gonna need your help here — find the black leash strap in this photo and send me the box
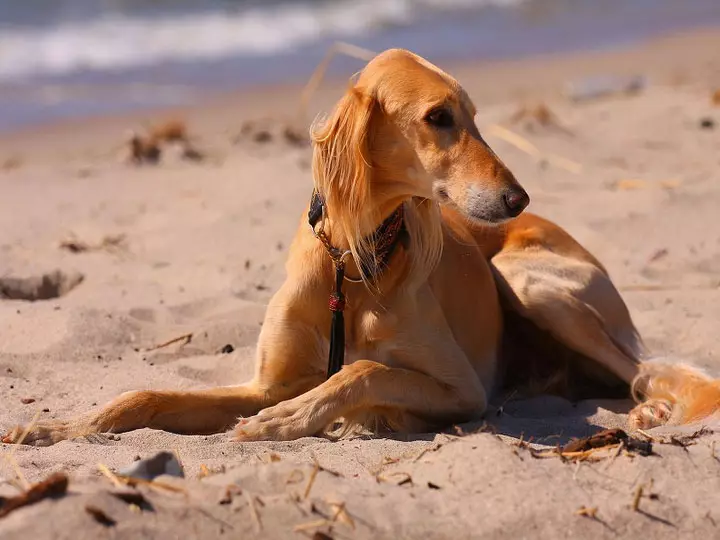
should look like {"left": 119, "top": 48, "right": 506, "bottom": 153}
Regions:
{"left": 308, "top": 191, "right": 405, "bottom": 380}
{"left": 327, "top": 262, "right": 346, "bottom": 378}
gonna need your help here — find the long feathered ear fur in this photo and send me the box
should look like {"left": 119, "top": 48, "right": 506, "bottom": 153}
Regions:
{"left": 311, "top": 86, "right": 379, "bottom": 282}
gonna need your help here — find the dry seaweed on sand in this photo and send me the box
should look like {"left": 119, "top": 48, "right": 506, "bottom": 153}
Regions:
{"left": 85, "top": 504, "right": 117, "bottom": 527}
{"left": 530, "top": 428, "right": 652, "bottom": 461}
{"left": 124, "top": 119, "right": 205, "bottom": 165}
{"left": 0, "top": 472, "right": 69, "bottom": 518}
{"left": 509, "top": 102, "right": 574, "bottom": 135}
{"left": 561, "top": 428, "right": 652, "bottom": 455}
{"left": 59, "top": 233, "right": 127, "bottom": 254}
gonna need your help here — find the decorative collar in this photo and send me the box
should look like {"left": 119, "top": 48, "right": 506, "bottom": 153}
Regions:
{"left": 308, "top": 190, "right": 406, "bottom": 281}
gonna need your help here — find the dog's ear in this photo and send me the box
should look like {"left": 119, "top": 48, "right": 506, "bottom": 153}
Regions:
{"left": 311, "top": 86, "right": 377, "bottom": 241}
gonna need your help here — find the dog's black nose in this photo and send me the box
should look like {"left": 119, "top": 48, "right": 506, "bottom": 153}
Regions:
{"left": 504, "top": 189, "right": 529, "bottom": 217}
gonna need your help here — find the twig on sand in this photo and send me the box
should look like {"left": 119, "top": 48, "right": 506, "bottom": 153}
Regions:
{"left": 603, "top": 441, "right": 626, "bottom": 471}
{"left": 636, "top": 429, "right": 656, "bottom": 441}
{"left": 142, "top": 333, "right": 193, "bottom": 352}
{"left": 0, "top": 472, "right": 69, "bottom": 518}
{"left": 300, "top": 457, "right": 342, "bottom": 500}
{"left": 303, "top": 461, "right": 321, "bottom": 499}
{"left": 245, "top": 491, "right": 262, "bottom": 533}
{"left": 483, "top": 124, "right": 583, "bottom": 174}
{"left": 4, "top": 409, "right": 43, "bottom": 490}
{"left": 413, "top": 441, "right": 445, "bottom": 463}
{"left": 631, "top": 485, "right": 644, "bottom": 512}
{"left": 293, "top": 499, "right": 354, "bottom": 536}
{"left": 620, "top": 284, "right": 679, "bottom": 292}
{"left": 293, "top": 519, "right": 331, "bottom": 532}
{"left": 375, "top": 471, "right": 413, "bottom": 486}
{"left": 287, "top": 469, "right": 305, "bottom": 485}
{"left": 572, "top": 460, "right": 582, "bottom": 480}
{"left": 532, "top": 444, "right": 623, "bottom": 462}
{"left": 97, "top": 463, "right": 187, "bottom": 495}
{"left": 298, "top": 42, "right": 377, "bottom": 123}
{"left": 575, "top": 506, "right": 598, "bottom": 519}
{"left": 328, "top": 501, "right": 355, "bottom": 529}
{"left": 98, "top": 463, "right": 126, "bottom": 489}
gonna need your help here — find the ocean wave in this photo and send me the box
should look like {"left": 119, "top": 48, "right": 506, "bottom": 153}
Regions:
{"left": 0, "top": 0, "right": 525, "bottom": 81}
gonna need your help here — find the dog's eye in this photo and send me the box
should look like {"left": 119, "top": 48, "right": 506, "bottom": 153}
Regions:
{"left": 425, "top": 108, "right": 454, "bottom": 129}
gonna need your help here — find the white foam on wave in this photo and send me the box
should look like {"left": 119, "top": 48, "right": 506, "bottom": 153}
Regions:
{"left": 0, "top": 0, "right": 525, "bottom": 81}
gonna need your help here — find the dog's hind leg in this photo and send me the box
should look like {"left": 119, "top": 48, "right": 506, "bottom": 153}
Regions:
{"left": 490, "top": 215, "right": 720, "bottom": 428}
{"left": 491, "top": 248, "right": 643, "bottom": 387}
{"left": 628, "top": 362, "right": 720, "bottom": 429}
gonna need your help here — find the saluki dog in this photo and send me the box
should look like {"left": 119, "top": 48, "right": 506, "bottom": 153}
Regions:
{"left": 4, "top": 49, "right": 719, "bottom": 446}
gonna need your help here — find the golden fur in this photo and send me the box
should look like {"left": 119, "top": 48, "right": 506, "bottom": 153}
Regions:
{"left": 4, "top": 49, "right": 719, "bottom": 446}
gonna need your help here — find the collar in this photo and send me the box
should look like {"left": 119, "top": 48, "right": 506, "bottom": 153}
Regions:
{"left": 308, "top": 190, "right": 406, "bottom": 281}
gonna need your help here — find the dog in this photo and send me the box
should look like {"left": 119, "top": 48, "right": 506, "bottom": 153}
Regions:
{"left": 4, "top": 49, "right": 719, "bottom": 446}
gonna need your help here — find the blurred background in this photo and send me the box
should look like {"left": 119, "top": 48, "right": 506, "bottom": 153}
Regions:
{"left": 2, "top": 0, "right": 720, "bottom": 132}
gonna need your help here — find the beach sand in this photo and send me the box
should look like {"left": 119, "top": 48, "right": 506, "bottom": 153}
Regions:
{"left": 1, "top": 27, "right": 720, "bottom": 539}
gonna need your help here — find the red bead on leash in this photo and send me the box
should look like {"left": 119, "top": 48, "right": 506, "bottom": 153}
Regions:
{"left": 329, "top": 293, "right": 345, "bottom": 312}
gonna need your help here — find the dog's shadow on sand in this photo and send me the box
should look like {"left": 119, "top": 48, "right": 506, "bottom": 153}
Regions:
{"left": 379, "top": 395, "right": 635, "bottom": 447}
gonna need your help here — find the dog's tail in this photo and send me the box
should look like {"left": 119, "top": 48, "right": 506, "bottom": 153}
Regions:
{"left": 631, "top": 360, "right": 720, "bottom": 427}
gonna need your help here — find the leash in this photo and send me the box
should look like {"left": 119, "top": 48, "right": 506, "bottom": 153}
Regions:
{"left": 308, "top": 191, "right": 405, "bottom": 379}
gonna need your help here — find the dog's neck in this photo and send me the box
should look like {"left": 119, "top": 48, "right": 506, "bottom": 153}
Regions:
{"left": 308, "top": 190, "right": 406, "bottom": 281}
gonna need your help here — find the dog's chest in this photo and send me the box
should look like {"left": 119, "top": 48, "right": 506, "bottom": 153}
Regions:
{"left": 345, "top": 309, "right": 398, "bottom": 366}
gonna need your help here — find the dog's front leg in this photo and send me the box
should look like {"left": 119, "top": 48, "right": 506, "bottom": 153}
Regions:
{"left": 234, "top": 358, "right": 486, "bottom": 441}
{"left": 3, "top": 282, "right": 327, "bottom": 446}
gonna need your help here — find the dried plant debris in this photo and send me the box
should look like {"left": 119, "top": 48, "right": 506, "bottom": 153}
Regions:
{"left": 139, "top": 333, "right": 193, "bottom": 353}
{"left": 233, "top": 119, "right": 309, "bottom": 148}
{"left": 563, "top": 74, "right": 646, "bottom": 102}
{"left": 0, "top": 472, "right": 69, "bottom": 518}
{"left": 575, "top": 506, "right": 599, "bottom": 519}
{"left": 483, "top": 124, "right": 582, "bottom": 174}
{"left": 699, "top": 117, "right": 715, "bottom": 130}
{"left": 109, "top": 489, "right": 150, "bottom": 508}
{"left": 125, "top": 120, "right": 205, "bottom": 165}
{"left": 59, "top": 233, "right": 127, "bottom": 254}
{"left": 610, "top": 178, "right": 681, "bottom": 191}
{"left": 562, "top": 428, "right": 653, "bottom": 456}
{"left": 85, "top": 504, "right": 117, "bottom": 527}
{"left": 1, "top": 156, "right": 23, "bottom": 171}
{"left": 0, "top": 269, "right": 84, "bottom": 301}
{"left": 509, "top": 103, "right": 573, "bottom": 135}
{"left": 529, "top": 428, "right": 652, "bottom": 462}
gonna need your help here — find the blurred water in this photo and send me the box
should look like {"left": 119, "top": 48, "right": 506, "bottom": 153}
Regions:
{"left": 1, "top": 0, "right": 719, "bottom": 131}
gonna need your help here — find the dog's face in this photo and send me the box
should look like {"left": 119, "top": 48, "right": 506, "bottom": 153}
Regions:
{"left": 359, "top": 50, "right": 529, "bottom": 224}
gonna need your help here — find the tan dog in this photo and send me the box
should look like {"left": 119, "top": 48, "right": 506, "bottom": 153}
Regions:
{"left": 4, "top": 49, "right": 719, "bottom": 446}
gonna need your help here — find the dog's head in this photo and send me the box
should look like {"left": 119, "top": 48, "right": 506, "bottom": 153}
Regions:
{"left": 313, "top": 48, "right": 528, "bottom": 229}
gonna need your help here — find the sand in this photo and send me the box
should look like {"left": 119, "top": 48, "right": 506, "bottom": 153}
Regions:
{"left": 1, "top": 27, "right": 720, "bottom": 539}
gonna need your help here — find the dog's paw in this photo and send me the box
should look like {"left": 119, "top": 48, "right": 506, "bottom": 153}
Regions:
{"left": 232, "top": 401, "right": 320, "bottom": 442}
{"left": 628, "top": 399, "right": 674, "bottom": 430}
{"left": 2, "top": 421, "right": 70, "bottom": 447}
